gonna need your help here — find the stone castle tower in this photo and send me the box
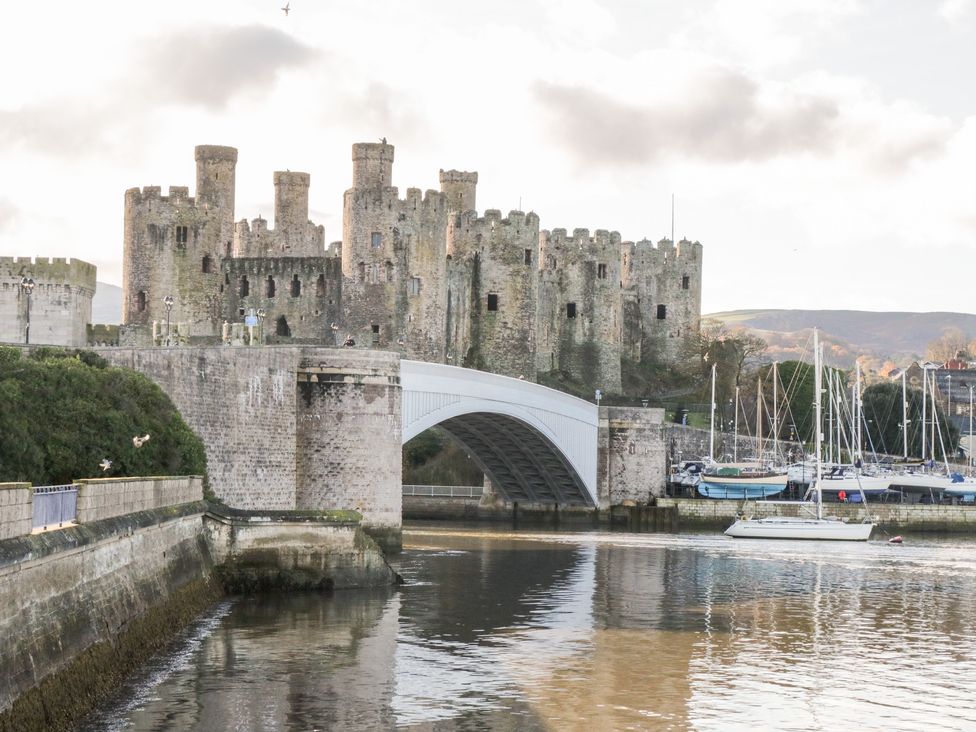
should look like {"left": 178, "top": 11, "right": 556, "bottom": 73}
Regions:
{"left": 120, "top": 141, "right": 704, "bottom": 393}
{"left": 0, "top": 257, "right": 95, "bottom": 346}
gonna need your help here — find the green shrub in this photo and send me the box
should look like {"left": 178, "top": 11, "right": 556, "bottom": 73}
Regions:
{"left": 0, "top": 350, "right": 206, "bottom": 484}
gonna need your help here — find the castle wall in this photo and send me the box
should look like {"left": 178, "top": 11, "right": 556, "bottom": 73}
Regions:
{"left": 538, "top": 228, "right": 622, "bottom": 392}
{"left": 233, "top": 173, "right": 325, "bottom": 258}
{"left": 0, "top": 257, "right": 95, "bottom": 346}
{"left": 101, "top": 347, "right": 300, "bottom": 511}
{"left": 625, "top": 238, "right": 703, "bottom": 365}
{"left": 222, "top": 256, "right": 342, "bottom": 343}
{"left": 122, "top": 145, "right": 237, "bottom": 338}
{"left": 341, "top": 143, "right": 448, "bottom": 362}
{"left": 450, "top": 210, "right": 539, "bottom": 379}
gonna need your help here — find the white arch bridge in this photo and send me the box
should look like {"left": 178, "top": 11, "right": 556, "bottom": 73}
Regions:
{"left": 400, "top": 360, "right": 599, "bottom": 506}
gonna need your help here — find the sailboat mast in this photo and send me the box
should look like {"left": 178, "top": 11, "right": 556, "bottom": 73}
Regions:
{"left": 931, "top": 372, "right": 936, "bottom": 462}
{"left": 709, "top": 363, "right": 716, "bottom": 462}
{"left": 757, "top": 373, "right": 763, "bottom": 463}
{"left": 827, "top": 368, "right": 834, "bottom": 465}
{"left": 855, "top": 361, "right": 863, "bottom": 464}
{"left": 922, "top": 366, "right": 929, "bottom": 463}
{"left": 902, "top": 370, "right": 908, "bottom": 459}
{"left": 734, "top": 385, "right": 740, "bottom": 463}
{"left": 814, "top": 329, "right": 824, "bottom": 521}
{"left": 970, "top": 385, "right": 974, "bottom": 475}
{"left": 773, "top": 362, "right": 779, "bottom": 463}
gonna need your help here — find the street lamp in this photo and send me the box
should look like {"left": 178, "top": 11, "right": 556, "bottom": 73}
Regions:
{"left": 19, "top": 276, "right": 35, "bottom": 344}
{"left": 162, "top": 295, "right": 174, "bottom": 345}
{"left": 330, "top": 322, "right": 340, "bottom": 347}
{"left": 256, "top": 308, "right": 267, "bottom": 346}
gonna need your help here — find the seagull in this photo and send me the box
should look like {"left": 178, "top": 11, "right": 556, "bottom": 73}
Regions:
{"left": 281, "top": 2, "right": 290, "bottom": 16}
{"left": 132, "top": 434, "right": 151, "bottom": 448}
{"left": 99, "top": 459, "right": 112, "bottom": 472}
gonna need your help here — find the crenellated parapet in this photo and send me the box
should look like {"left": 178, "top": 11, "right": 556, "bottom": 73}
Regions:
{"left": 0, "top": 257, "right": 96, "bottom": 346}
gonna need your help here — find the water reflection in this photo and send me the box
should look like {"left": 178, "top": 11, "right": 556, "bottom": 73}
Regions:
{"left": 84, "top": 529, "right": 976, "bottom": 731}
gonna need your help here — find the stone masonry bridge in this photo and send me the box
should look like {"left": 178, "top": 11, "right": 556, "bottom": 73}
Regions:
{"left": 401, "top": 360, "right": 598, "bottom": 506}
{"left": 97, "top": 347, "right": 663, "bottom": 548}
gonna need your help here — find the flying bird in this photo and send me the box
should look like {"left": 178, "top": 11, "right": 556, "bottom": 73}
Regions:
{"left": 132, "top": 434, "right": 151, "bottom": 448}
{"left": 281, "top": 2, "right": 290, "bottom": 15}
{"left": 99, "top": 459, "right": 112, "bottom": 472}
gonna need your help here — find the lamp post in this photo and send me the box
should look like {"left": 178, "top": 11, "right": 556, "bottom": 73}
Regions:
{"left": 162, "top": 295, "right": 174, "bottom": 345}
{"left": 256, "top": 308, "right": 266, "bottom": 346}
{"left": 19, "top": 276, "right": 35, "bottom": 344}
{"left": 330, "top": 322, "right": 340, "bottom": 347}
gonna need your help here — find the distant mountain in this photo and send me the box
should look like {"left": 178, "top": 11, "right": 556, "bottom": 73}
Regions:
{"left": 705, "top": 309, "right": 976, "bottom": 369}
{"left": 92, "top": 282, "right": 122, "bottom": 324}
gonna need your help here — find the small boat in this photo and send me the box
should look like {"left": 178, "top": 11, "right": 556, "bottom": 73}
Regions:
{"left": 726, "top": 328, "right": 876, "bottom": 542}
{"left": 698, "top": 465, "right": 787, "bottom": 499}
{"left": 817, "top": 467, "right": 892, "bottom": 497}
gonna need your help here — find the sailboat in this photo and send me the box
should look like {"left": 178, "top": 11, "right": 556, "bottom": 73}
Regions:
{"left": 698, "top": 364, "right": 789, "bottom": 499}
{"left": 725, "top": 328, "right": 876, "bottom": 540}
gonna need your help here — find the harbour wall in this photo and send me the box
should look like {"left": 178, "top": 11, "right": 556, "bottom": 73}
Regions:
{"left": 657, "top": 497, "right": 976, "bottom": 533}
{"left": 0, "top": 476, "right": 397, "bottom": 731}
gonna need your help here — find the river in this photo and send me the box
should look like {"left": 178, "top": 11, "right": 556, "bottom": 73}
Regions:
{"left": 82, "top": 525, "right": 976, "bottom": 731}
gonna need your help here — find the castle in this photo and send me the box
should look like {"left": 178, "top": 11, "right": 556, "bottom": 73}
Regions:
{"left": 0, "top": 257, "right": 95, "bottom": 347}
{"left": 124, "top": 142, "right": 702, "bottom": 390}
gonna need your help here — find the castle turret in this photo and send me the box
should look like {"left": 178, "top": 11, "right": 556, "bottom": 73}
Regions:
{"left": 194, "top": 145, "right": 238, "bottom": 263}
{"left": 439, "top": 170, "right": 478, "bottom": 214}
{"left": 351, "top": 142, "right": 394, "bottom": 189}
{"left": 273, "top": 171, "right": 311, "bottom": 254}
{"left": 341, "top": 141, "right": 448, "bottom": 361}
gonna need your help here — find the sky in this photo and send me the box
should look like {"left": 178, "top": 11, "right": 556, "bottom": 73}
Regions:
{"left": 0, "top": 0, "right": 974, "bottom": 314}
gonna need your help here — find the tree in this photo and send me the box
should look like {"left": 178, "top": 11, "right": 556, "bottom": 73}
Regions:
{"left": 927, "top": 327, "right": 969, "bottom": 364}
{"left": 694, "top": 323, "right": 768, "bottom": 430}
{"left": 862, "top": 381, "right": 958, "bottom": 460}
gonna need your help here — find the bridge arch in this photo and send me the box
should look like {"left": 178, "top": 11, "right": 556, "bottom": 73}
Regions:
{"left": 401, "top": 361, "right": 599, "bottom": 506}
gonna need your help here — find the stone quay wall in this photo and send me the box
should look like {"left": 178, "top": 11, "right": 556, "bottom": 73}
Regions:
{"left": 76, "top": 476, "right": 203, "bottom": 523}
{"left": 0, "top": 484, "right": 32, "bottom": 541}
{"left": 599, "top": 406, "right": 667, "bottom": 504}
{"left": 657, "top": 497, "right": 976, "bottom": 533}
{"left": 0, "top": 504, "right": 219, "bottom": 728}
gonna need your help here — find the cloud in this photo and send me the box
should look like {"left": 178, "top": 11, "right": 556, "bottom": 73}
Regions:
{"left": 531, "top": 68, "right": 840, "bottom": 166}
{"left": 0, "top": 199, "right": 17, "bottom": 232}
{"left": 939, "top": 0, "right": 974, "bottom": 23}
{"left": 332, "top": 83, "right": 425, "bottom": 143}
{"left": 138, "top": 25, "right": 317, "bottom": 109}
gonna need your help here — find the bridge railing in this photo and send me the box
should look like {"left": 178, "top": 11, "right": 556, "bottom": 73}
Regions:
{"left": 402, "top": 484, "right": 483, "bottom": 498}
{"left": 32, "top": 484, "right": 78, "bottom": 531}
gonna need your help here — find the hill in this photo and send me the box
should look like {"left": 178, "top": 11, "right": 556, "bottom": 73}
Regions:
{"left": 92, "top": 281, "right": 122, "bottom": 324}
{"left": 705, "top": 309, "right": 976, "bottom": 369}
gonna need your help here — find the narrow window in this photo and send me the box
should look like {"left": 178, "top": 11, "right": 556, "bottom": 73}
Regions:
{"left": 224, "top": 273, "right": 230, "bottom": 285}
{"left": 316, "top": 273, "right": 326, "bottom": 296}
{"left": 597, "top": 263, "right": 607, "bottom": 279}
{"left": 657, "top": 304, "right": 667, "bottom": 320}
{"left": 291, "top": 274, "right": 301, "bottom": 297}
{"left": 358, "top": 262, "right": 366, "bottom": 282}
{"left": 371, "top": 232, "right": 382, "bottom": 249}
{"left": 524, "top": 249, "right": 532, "bottom": 266}
{"left": 371, "top": 324, "right": 380, "bottom": 345}
{"left": 240, "top": 276, "right": 249, "bottom": 297}
{"left": 487, "top": 293, "right": 498, "bottom": 312}
{"left": 276, "top": 316, "right": 290, "bottom": 337}
{"left": 266, "top": 276, "right": 276, "bottom": 298}
{"left": 175, "top": 225, "right": 188, "bottom": 246}
{"left": 202, "top": 255, "right": 213, "bottom": 274}
{"left": 409, "top": 276, "right": 421, "bottom": 296}
{"left": 566, "top": 302, "right": 577, "bottom": 318}
{"left": 136, "top": 291, "right": 147, "bottom": 312}
{"left": 682, "top": 275, "right": 690, "bottom": 290}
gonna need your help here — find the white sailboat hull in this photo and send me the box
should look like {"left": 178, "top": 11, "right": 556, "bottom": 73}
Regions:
{"left": 725, "top": 517, "right": 875, "bottom": 541}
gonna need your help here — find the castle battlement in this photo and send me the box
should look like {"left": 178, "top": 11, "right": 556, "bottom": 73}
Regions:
{"left": 345, "top": 186, "right": 445, "bottom": 210}
{"left": 223, "top": 256, "right": 340, "bottom": 277}
{"left": 0, "top": 256, "right": 97, "bottom": 288}
{"left": 542, "top": 228, "right": 622, "bottom": 254}
{"left": 458, "top": 209, "right": 540, "bottom": 230}
{"left": 125, "top": 185, "right": 198, "bottom": 207}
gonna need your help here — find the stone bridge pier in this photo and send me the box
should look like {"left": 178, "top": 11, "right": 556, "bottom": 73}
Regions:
{"left": 100, "top": 347, "right": 666, "bottom": 550}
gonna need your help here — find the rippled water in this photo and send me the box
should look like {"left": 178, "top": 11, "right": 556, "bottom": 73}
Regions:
{"left": 82, "top": 527, "right": 976, "bottom": 731}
